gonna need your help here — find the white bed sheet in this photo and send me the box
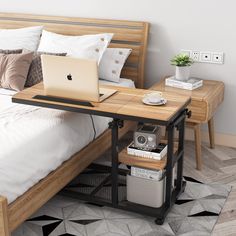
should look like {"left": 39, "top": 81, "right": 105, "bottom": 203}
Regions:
{"left": 0, "top": 79, "right": 134, "bottom": 204}
{"left": 99, "top": 78, "right": 135, "bottom": 88}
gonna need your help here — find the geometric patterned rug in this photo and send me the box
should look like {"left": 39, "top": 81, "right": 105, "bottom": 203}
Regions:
{"left": 13, "top": 176, "right": 231, "bottom": 236}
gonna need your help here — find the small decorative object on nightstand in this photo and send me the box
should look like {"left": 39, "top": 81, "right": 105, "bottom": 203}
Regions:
{"left": 171, "top": 54, "right": 194, "bottom": 81}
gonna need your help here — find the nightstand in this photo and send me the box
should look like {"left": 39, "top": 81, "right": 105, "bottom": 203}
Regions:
{"left": 151, "top": 79, "right": 225, "bottom": 170}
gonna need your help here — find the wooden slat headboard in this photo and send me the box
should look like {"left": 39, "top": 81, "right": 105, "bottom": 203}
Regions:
{"left": 0, "top": 13, "right": 149, "bottom": 88}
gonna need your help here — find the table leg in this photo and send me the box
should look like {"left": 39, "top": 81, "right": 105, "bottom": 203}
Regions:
{"left": 110, "top": 119, "right": 119, "bottom": 207}
{"left": 165, "top": 124, "right": 174, "bottom": 208}
{"left": 208, "top": 117, "right": 215, "bottom": 149}
{"left": 176, "top": 117, "right": 185, "bottom": 192}
{"left": 194, "top": 124, "right": 202, "bottom": 170}
{"left": 155, "top": 123, "right": 174, "bottom": 225}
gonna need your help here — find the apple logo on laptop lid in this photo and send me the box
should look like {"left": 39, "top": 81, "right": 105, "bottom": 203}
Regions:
{"left": 67, "top": 74, "right": 72, "bottom": 81}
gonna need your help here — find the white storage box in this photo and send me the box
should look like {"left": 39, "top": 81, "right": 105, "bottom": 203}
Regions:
{"left": 127, "top": 174, "right": 165, "bottom": 208}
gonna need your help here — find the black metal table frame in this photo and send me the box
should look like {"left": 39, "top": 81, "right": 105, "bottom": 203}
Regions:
{"left": 12, "top": 96, "right": 190, "bottom": 225}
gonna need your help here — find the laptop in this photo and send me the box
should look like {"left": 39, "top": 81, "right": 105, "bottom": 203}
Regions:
{"left": 41, "top": 55, "right": 117, "bottom": 103}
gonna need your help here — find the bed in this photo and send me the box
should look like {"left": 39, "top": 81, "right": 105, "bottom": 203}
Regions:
{"left": 0, "top": 13, "right": 149, "bottom": 236}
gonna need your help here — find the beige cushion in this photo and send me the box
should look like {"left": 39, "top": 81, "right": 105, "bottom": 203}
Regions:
{"left": 25, "top": 52, "right": 67, "bottom": 87}
{"left": 0, "top": 51, "right": 33, "bottom": 91}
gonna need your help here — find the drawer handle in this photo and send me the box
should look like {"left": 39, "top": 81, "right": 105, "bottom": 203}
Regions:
{"left": 185, "top": 109, "right": 192, "bottom": 118}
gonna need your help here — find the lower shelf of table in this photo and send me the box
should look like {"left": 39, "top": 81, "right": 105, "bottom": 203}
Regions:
{"left": 60, "top": 166, "right": 186, "bottom": 225}
{"left": 60, "top": 182, "right": 185, "bottom": 224}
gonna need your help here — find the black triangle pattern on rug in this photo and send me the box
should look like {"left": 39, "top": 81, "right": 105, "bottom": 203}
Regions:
{"left": 70, "top": 219, "right": 101, "bottom": 225}
{"left": 42, "top": 221, "right": 63, "bottom": 236}
{"left": 86, "top": 202, "right": 104, "bottom": 207}
{"left": 189, "top": 211, "right": 219, "bottom": 217}
{"left": 175, "top": 199, "right": 194, "bottom": 205}
{"left": 183, "top": 176, "right": 203, "bottom": 184}
{"left": 27, "top": 215, "right": 62, "bottom": 222}
{"left": 59, "top": 234, "right": 77, "bottom": 236}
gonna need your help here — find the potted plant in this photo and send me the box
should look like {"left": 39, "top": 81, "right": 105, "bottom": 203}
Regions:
{"left": 171, "top": 54, "right": 194, "bottom": 81}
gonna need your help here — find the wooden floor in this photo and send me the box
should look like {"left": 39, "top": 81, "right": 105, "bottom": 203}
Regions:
{"left": 183, "top": 140, "right": 236, "bottom": 236}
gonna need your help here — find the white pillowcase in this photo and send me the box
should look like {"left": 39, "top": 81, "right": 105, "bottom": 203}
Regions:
{"left": 99, "top": 48, "right": 132, "bottom": 83}
{"left": 0, "top": 26, "right": 43, "bottom": 51}
{"left": 38, "top": 30, "right": 113, "bottom": 64}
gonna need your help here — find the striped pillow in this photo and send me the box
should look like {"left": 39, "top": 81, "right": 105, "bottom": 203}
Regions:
{"left": 25, "top": 52, "right": 67, "bottom": 87}
{"left": 0, "top": 49, "right": 23, "bottom": 54}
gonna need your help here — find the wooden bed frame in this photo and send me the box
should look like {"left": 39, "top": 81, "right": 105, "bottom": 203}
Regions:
{"left": 0, "top": 13, "right": 149, "bottom": 235}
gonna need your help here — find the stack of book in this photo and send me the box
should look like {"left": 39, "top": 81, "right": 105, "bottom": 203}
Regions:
{"left": 165, "top": 76, "right": 203, "bottom": 90}
{"left": 127, "top": 141, "right": 167, "bottom": 181}
{"left": 127, "top": 142, "right": 167, "bottom": 160}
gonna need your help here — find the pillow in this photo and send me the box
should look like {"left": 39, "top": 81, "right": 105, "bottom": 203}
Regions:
{"left": 0, "top": 51, "right": 34, "bottom": 91}
{"left": 0, "top": 26, "right": 43, "bottom": 51}
{"left": 38, "top": 30, "right": 113, "bottom": 64}
{"left": 99, "top": 48, "right": 132, "bottom": 83}
{"left": 25, "top": 52, "right": 67, "bottom": 87}
{"left": 0, "top": 49, "right": 23, "bottom": 54}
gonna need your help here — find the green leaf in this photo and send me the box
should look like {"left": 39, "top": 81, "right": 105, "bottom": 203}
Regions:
{"left": 170, "top": 53, "right": 194, "bottom": 66}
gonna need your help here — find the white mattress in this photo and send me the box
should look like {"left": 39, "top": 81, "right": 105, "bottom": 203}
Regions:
{"left": 0, "top": 79, "right": 134, "bottom": 204}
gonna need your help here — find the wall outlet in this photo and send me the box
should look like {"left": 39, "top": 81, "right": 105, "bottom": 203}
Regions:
{"left": 191, "top": 51, "right": 200, "bottom": 62}
{"left": 212, "top": 52, "right": 224, "bottom": 64}
{"left": 179, "top": 50, "right": 224, "bottom": 64}
{"left": 200, "top": 52, "right": 211, "bottom": 62}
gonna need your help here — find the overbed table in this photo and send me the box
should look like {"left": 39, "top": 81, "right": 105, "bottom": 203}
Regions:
{"left": 12, "top": 82, "right": 191, "bottom": 224}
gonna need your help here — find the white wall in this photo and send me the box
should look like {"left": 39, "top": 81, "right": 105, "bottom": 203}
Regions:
{"left": 1, "top": 0, "right": 236, "bottom": 136}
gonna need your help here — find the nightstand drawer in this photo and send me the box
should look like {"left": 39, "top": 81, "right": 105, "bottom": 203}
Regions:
{"left": 187, "top": 100, "right": 208, "bottom": 123}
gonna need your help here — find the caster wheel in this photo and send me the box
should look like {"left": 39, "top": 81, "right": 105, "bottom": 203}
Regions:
{"left": 126, "top": 165, "right": 131, "bottom": 170}
{"left": 155, "top": 218, "right": 164, "bottom": 225}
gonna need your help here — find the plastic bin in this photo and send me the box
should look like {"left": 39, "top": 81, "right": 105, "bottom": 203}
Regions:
{"left": 127, "top": 174, "right": 165, "bottom": 208}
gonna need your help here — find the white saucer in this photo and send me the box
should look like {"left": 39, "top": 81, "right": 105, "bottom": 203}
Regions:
{"left": 142, "top": 97, "right": 167, "bottom": 106}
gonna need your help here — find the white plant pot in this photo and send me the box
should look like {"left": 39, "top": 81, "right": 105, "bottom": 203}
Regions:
{"left": 175, "top": 66, "right": 190, "bottom": 81}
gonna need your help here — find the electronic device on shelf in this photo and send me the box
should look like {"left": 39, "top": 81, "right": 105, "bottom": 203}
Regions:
{"left": 134, "top": 124, "right": 161, "bottom": 150}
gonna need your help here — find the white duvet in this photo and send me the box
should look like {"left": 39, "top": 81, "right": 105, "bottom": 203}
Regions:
{"left": 0, "top": 79, "right": 134, "bottom": 204}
